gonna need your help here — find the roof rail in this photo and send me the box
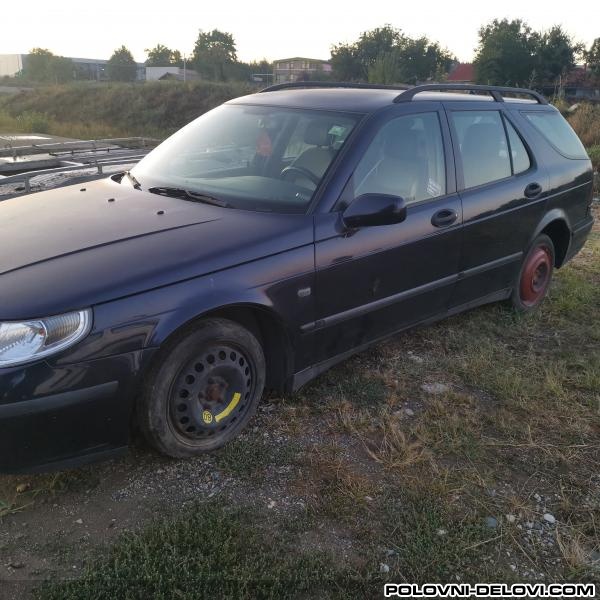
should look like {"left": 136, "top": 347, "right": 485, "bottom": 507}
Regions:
{"left": 260, "top": 81, "right": 411, "bottom": 93}
{"left": 394, "top": 84, "right": 547, "bottom": 104}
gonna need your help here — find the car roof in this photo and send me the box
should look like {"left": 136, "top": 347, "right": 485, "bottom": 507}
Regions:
{"left": 228, "top": 88, "right": 401, "bottom": 113}
{"left": 228, "top": 87, "right": 542, "bottom": 114}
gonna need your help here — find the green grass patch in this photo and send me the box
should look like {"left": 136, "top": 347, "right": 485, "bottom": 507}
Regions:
{"left": 214, "top": 434, "right": 300, "bottom": 479}
{"left": 417, "top": 392, "right": 484, "bottom": 460}
{"left": 299, "top": 365, "right": 389, "bottom": 410}
{"left": 35, "top": 501, "right": 353, "bottom": 600}
{"left": 378, "top": 492, "right": 497, "bottom": 583}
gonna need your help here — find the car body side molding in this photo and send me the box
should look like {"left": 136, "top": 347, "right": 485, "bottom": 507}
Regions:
{"left": 301, "top": 252, "right": 523, "bottom": 333}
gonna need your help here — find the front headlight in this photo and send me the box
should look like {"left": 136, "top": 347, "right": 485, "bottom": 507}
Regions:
{"left": 0, "top": 309, "right": 92, "bottom": 368}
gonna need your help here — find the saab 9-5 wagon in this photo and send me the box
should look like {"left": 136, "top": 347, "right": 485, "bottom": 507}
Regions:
{"left": 0, "top": 83, "right": 594, "bottom": 472}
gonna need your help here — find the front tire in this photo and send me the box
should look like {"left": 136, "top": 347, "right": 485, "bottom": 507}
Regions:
{"left": 510, "top": 234, "right": 555, "bottom": 313}
{"left": 139, "top": 318, "right": 266, "bottom": 458}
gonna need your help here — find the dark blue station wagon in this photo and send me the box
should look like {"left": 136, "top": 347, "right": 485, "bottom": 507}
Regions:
{"left": 0, "top": 83, "right": 594, "bottom": 472}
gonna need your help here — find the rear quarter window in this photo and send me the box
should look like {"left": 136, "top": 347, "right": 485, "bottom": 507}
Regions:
{"left": 522, "top": 111, "right": 588, "bottom": 159}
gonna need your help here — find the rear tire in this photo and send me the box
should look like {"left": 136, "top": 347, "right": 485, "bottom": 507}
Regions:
{"left": 139, "top": 318, "right": 266, "bottom": 458}
{"left": 510, "top": 234, "right": 555, "bottom": 313}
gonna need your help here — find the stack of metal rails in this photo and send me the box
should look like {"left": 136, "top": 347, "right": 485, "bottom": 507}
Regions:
{"left": 0, "top": 136, "right": 159, "bottom": 200}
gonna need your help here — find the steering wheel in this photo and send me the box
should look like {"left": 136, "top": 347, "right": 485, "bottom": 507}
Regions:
{"left": 280, "top": 165, "right": 320, "bottom": 186}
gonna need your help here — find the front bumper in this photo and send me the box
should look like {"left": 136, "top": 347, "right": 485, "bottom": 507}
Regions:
{"left": 0, "top": 349, "right": 152, "bottom": 473}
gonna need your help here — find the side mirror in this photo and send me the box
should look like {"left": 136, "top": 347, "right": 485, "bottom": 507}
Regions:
{"left": 342, "top": 194, "right": 407, "bottom": 228}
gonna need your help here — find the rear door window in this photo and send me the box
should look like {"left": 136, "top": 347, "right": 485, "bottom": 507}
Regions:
{"left": 522, "top": 111, "right": 588, "bottom": 159}
{"left": 450, "top": 110, "right": 511, "bottom": 189}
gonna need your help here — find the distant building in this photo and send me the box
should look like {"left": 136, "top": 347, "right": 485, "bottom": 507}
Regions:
{"left": 540, "top": 65, "right": 600, "bottom": 100}
{"left": 447, "top": 63, "right": 475, "bottom": 83}
{"left": 0, "top": 54, "right": 28, "bottom": 77}
{"left": 0, "top": 53, "right": 145, "bottom": 81}
{"left": 273, "top": 57, "right": 332, "bottom": 83}
{"left": 145, "top": 66, "right": 199, "bottom": 82}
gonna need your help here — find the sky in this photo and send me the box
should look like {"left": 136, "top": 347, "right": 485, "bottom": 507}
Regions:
{"left": 2, "top": 0, "right": 598, "bottom": 64}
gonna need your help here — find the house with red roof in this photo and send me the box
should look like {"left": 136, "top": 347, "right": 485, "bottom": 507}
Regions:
{"left": 447, "top": 63, "right": 475, "bottom": 83}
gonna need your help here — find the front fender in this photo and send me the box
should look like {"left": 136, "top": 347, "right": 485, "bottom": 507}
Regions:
{"left": 54, "top": 244, "right": 315, "bottom": 366}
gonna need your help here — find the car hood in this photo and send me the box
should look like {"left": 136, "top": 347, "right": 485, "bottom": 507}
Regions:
{"left": 0, "top": 177, "right": 313, "bottom": 319}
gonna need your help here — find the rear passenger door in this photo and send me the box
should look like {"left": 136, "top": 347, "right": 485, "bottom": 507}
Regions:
{"left": 445, "top": 105, "right": 549, "bottom": 307}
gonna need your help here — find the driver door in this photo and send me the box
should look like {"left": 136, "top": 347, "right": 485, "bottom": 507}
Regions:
{"left": 310, "top": 107, "right": 463, "bottom": 364}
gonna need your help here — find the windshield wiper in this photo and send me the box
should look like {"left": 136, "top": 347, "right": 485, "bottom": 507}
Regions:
{"left": 148, "top": 186, "right": 229, "bottom": 208}
{"left": 124, "top": 170, "right": 141, "bottom": 189}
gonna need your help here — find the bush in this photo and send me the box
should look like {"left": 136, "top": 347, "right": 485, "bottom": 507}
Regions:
{"left": 587, "top": 144, "right": 600, "bottom": 170}
{"left": 0, "top": 110, "right": 50, "bottom": 134}
{"left": 16, "top": 111, "right": 50, "bottom": 133}
{"left": 567, "top": 102, "right": 600, "bottom": 148}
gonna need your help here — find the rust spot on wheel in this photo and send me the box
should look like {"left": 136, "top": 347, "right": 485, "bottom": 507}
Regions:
{"left": 520, "top": 246, "right": 552, "bottom": 306}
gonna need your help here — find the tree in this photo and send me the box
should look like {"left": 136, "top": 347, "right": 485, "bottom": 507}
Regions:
{"left": 331, "top": 25, "right": 402, "bottom": 81}
{"left": 535, "top": 26, "right": 583, "bottom": 83}
{"left": 474, "top": 19, "right": 538, "bottom": 86}
{"left": 330, "top": 44, "right": 362, "bottom": 81}
{"left": 368, "top": 52, "right": 399, "bottom": 84}
{"left": 397, "top": 37, "right": 454, "bottom": 83}
{"left": 107, "top": 45, "right": 137, "bottom": 82}
{"left": 331, "top": 25, "right": 454, "bottom": 84}
{"left": 171, "top": 51, "right": 183, "bottom": 68}
{"left": 145, "top": 44, "right": 183, "bottom": 67}
{"left": 191, "top": 29, "right": 237, "bottom": 81}
{"left": 585, "top": 38, "right": 600, "bottom": 77}
{"left": 354, "top": 26, "right": 404, "bottom": 78}
{"left": 24, "top": 48, "right": 73, "bottom": 83}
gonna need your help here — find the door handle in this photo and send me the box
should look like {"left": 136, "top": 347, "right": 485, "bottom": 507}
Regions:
{"left": 431, "top": 208, "right": 458, "bottom": 228}
{"left": 524, "top": 182, "right": 542, "bottom": 199}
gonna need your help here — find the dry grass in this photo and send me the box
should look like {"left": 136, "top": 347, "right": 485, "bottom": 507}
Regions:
{"left": 556, "top": 523, "right": 600, "bottom": 575}
{"left": 0, "top": 471, "right": 89, "bottom": 520}
{"left": 297, "top": 442, "right": 380, "bottom": 520}
{"left": 0, "top": 80, "right": 253, "bottom": 140}
{"left": 0, "top": 109, "right": 130, "bottom": 140}
{"left": 360, "top": 413, "right": 430, "bottom": 470}
{"left": 567, "top": 103, "right": 600, "bottom": 149}
{"left": 285, "top": 205, "right": 600, "bottom": 582}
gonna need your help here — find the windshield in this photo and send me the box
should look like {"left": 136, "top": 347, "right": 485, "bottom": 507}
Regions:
{"left": 130, "top": 104, "right": 359, "bottom": 213}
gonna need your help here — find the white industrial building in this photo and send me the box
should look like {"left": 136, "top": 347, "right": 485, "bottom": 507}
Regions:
{"left": 0, "top": 54, "right": 27, "bottom": 77}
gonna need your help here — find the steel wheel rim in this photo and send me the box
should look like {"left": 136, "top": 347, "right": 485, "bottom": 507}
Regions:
{"left": 168, "top": 344, "right": 254, "bottom": 442}
{"left": 520, "top": 246, "right": 551, "bottom": 306}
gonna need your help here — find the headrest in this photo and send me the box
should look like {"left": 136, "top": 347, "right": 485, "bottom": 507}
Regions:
{"left": 304, "top": 121, "right": 331, "bottom": 146}
{"left": 384, "top": 129, "right": 419, "bottom": 160}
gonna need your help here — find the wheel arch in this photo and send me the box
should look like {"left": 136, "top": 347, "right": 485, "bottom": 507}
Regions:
{"left": 143, "top": 302, "right": 294, "bottom": 394}
{"left": 531, "top": 210, "right": 572, "bottom": 268}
